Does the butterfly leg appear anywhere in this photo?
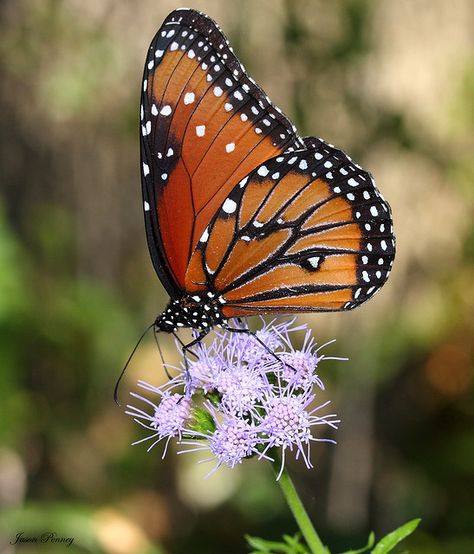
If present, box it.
[222,325,282,365]
[182,331,209,359]
[173,332,201,360]
[223,324,299,373]
[174,330,209,394]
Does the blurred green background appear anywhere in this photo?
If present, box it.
[0,0,473,553]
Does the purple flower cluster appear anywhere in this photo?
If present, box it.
[126,318,342,478]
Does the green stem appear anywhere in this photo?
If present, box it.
[272,453,328,554]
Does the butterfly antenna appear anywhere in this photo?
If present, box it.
[153,325,172,380]
[114,322,155,406]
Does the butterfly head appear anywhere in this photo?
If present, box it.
[155,295,225,333]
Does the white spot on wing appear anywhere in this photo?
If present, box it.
[200,227,209,243]
[225,142,235,153]
[142,121,151,136]
[222,198,237,214]
[196,125,206,137]
[299,160,308,170]
[184,92,195,105]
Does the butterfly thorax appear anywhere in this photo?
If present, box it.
[155,294,225,332]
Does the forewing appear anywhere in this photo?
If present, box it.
[187,137,395,313]
[140,8,303,293]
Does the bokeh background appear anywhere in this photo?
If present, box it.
[1,0,473,552]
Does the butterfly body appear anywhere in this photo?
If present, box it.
[156,294,225,332]
[141,9,396,334]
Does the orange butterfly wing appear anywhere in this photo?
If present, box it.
[141,9,395,319]
[140,9,303,295]
[187,137,395,314]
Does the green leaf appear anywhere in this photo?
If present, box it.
[245,534,310,553]
[187,406,216,434]
[283,534,309,553]
[371,519,421,554]
[339,532,375,554]
[246,535,288,552]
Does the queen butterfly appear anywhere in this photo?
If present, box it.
[140,8,395,339]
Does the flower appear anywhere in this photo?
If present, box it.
[150,392,192,435]
[126,318,341,477]
[278,329,325,390]
[188,345,224,393]
[125,381,192,457]
[215,358,271,415]
[210,415,260,466]
[179,405,263,476]
[255,379,340,479]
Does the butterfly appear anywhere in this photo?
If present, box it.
[140,8,395,342]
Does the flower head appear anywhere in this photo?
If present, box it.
[188,350,224,393]
[208,412,261,469]
[215,359,271,415]
[150,392,192,435]
[260,393,313,447]
[256,378,339,478]
[127,318,341,478]
[277,329,326,390]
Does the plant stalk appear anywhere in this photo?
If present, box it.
[272,454,328,554]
